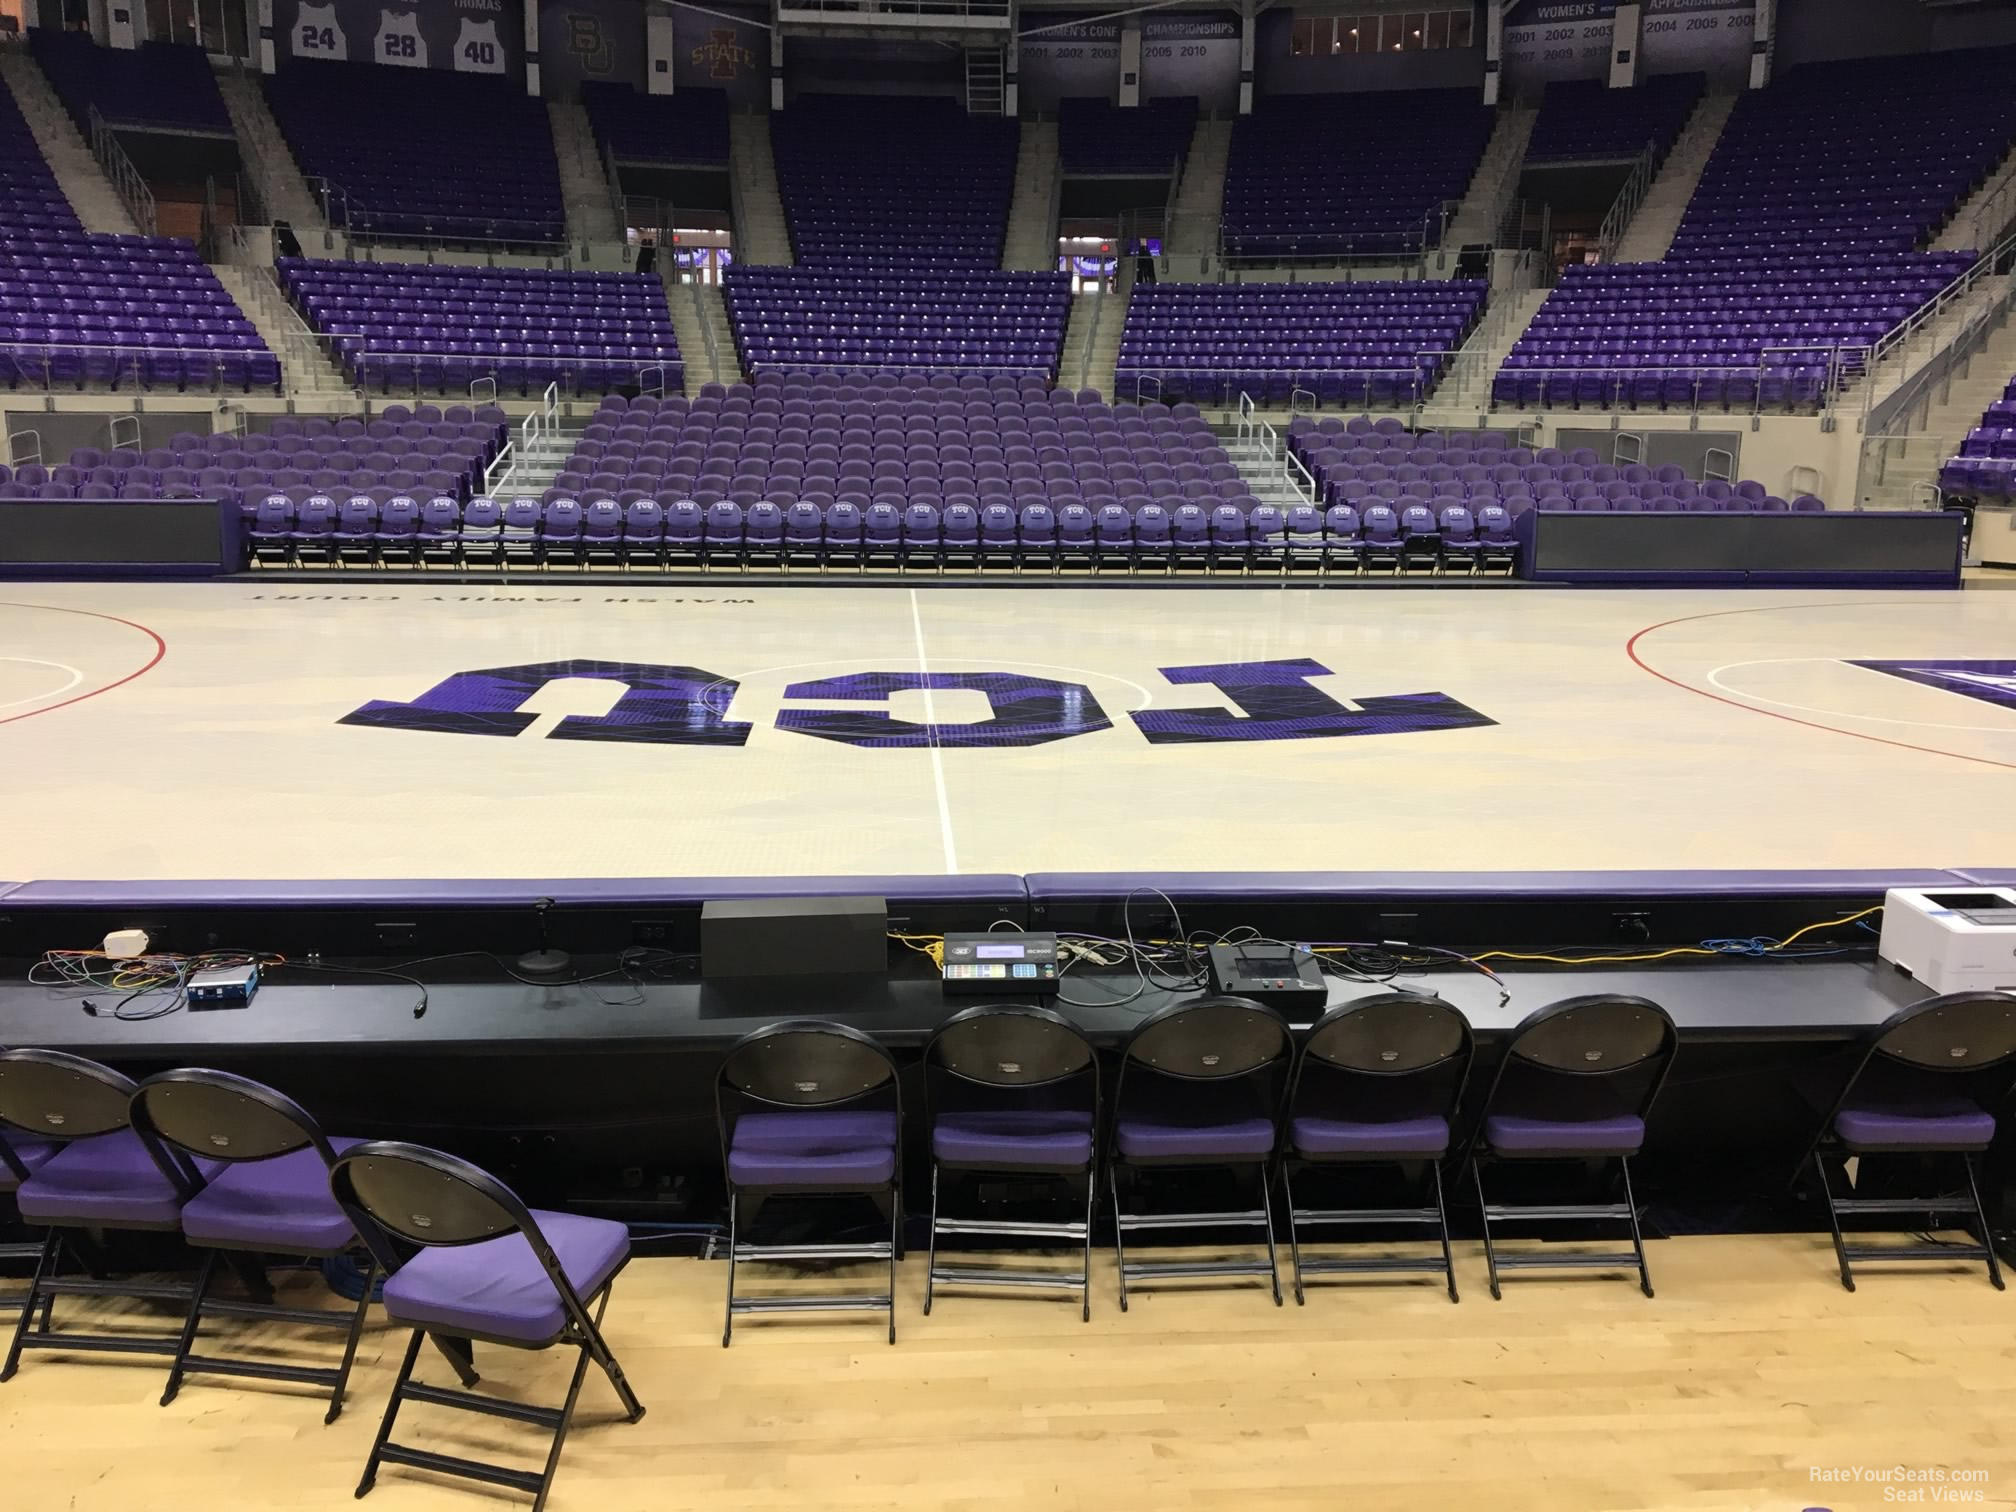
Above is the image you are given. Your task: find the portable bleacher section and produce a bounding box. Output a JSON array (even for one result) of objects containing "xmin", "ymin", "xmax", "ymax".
[
  {"xmin": 581, "ymin": 82, "xmax": 730, "ymax": 167},
  {"xmin": 1114, "ymin": 281, "xmax": 1487, "ymax": 406},
  {"xmin": 30, "ymin": 32, "xmax": 232, "ymax": 135},
  {"xmin": 277, "ymin": 260, "xmax": 681, "ymax": 396},
  {"xmin": 723, "ymin": 268, "xmax": 1069, "ymax": 377},
  {"xmin": 1058, "ymin": 96, "xmax": 1196, "ymax": 176},
  {"xmin": 1221, "ymin": 90, "xmax": 1494, "ymax": 257},
  {"xmin": 770, "ymin": 95, "xmax": 1019, "ymax": 268},
  {"xmin": 262, "ymin": 59, "xmax": 564, "ymax": 243}
]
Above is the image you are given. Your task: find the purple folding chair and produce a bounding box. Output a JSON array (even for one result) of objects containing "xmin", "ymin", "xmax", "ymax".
[
  {"xmin": 0, "ymin": 1049, "xmax": 223, "ymax": 1382},
  {"xmin": 1463, "ymin": 994, "xmax": 1676, "ymax": 1300},
  {"xmin": 129, "ymin": 1070, "xmax": 376, "ymax": 1419},
  {"xmin": 331, "ymin": 1143, "xmax": 644, "ymax": 1511},
  {"xmin": 1796, "ymin": 991, "xmax": 2016, "ymax": 1293},
  {"xmin": 923, "ymin": 1005, "xmax": 1098, "ymax": 1320},
  {"xmin": 716, "ymin": 1021, "xmax": 902, "ymax": 1346},
  {"xmin": 1109, "ymin": 996, "xmax": 1290, "ymax": 1310},
  {"xmin": 1281, "ymin": 994, "xmax": 1472, "ymax": 1305}
]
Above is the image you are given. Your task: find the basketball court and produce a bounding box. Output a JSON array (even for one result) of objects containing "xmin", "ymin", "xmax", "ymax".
[{"xmin": 2, "ymin": 583, "xmax": 2013, "ymax": 881}]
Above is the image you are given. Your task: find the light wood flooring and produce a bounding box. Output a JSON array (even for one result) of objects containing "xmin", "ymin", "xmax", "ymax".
[{"xmin": 3, "ymin": 1234, "xmax": 2014, "ymax": 1511}]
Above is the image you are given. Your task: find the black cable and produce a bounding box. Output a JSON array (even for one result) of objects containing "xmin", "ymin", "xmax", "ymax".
[{"xmin": 272, "ymin": 961, "xmax": 433, "ymax": 1019}]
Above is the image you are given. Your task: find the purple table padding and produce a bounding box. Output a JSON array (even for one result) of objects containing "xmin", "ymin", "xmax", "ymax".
[
  {"xmin": 0, "ymin": 875, "xmax": 1025, "ymax": 909},
  {"xmin": 1950, "ymin": 870, "xmax": 2016, "ymax": 885},
  {"xmin": 1023, "ymin": 870, "xmax": 1965, "ymax": 902}
]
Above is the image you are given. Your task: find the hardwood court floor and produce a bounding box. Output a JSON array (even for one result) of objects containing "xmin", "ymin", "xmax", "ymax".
[
  {"xmin": 3, "ymin": 1235, "xmax": 2013, "ymax": 1512},
  {"xmin": 4, "ymin": 583, "xmax": 2016, "ymax": 879}
]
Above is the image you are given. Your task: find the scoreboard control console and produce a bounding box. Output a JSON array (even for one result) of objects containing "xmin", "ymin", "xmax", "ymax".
[{"xmin": 940, "ymin": 932, "xmax": 1061, "ymax": 995}]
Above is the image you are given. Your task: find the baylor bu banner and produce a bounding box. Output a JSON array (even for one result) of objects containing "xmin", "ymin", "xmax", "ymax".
[
  {"xmin": 278, "ymin": 0, "xmax": 523, "ymax": 73},
  {"xmin": 341, "ymin": 657, "xmax": 1497, "ymax": 748}
]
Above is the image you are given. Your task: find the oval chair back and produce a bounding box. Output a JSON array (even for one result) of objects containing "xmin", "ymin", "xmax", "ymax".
[
  {"xmin": 132, "ymin": 1068, "xmax": 336, "ymax": 1167},
  {"xmin": 717, "ymin": 1019, "xmax": 899, "ymax": 1119},
  {"xmin": 0, "ymin": 1048, "xmax": 150, "ymax": 1145},
  {"xmin": 330, "ymin": 1140, "xmax": 534, "ymax": 1254}
]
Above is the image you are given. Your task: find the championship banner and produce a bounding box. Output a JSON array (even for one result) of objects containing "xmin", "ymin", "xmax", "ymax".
[{"xmin": 1140, "ymin": 9, "xmax": 1238, "ymax": 111}]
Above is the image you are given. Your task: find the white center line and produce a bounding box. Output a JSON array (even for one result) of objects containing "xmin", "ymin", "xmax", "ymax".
[{"xmin": 909, "ymin": 588, "xmax": 960, "ymax": 875}]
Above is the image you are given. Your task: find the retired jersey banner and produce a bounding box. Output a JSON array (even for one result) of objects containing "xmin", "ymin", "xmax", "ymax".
[{"xmin": 278, "ymin": 0, "xmax": 523, "ymax": 73}]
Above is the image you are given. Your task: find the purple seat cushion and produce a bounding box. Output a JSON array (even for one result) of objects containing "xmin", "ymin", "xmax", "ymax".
[
  {"xmin": 17, "ymin": 1130, "xmax": 226, "ymax": 1226},
  {"xmin": 1484, "ymin": 1112, "xmax": 1645, "ymax": 1156},
  {"xmin": 1292, "ymin": 1112, "xmax": 1449, "ymax": 1158},
  {"xmin": 1115, "ymin": 1115, "xmax": 1275, "ymax": 1161},
  {"xmin": 728, "ymin": 1110, "xmax": 899, "ymax": 1188},
  {"xmin": 933, "ymin": 1109, "xmax": 1093, "ymax": 1168},
  {"xmin": 179, "ymin": 1138, "xmax": 367, "ymax": 1252},
  {"xmin": 1835, "ymin": 1097, "xmax": 1995, "ymax": 1150},
  {"xmin": 380, "ymin": 1210, "xmax": 630, "ymax": 1344},
  {"xmin": 0, "ymin": 1133, "xmax": 62, "ymax": 1193}
]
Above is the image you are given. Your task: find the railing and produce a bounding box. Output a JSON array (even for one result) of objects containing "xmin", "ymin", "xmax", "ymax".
[
  {"xmin": 778, "ymin": 0, "xmax": 1010, "ymax": 18},
  {"xmin": 1233, "ymin": 392, "xmax": 1317, "ymax": 510},
  {"xmin": 85, "ymin": 103, "xmax": 156, "ymax": 236},
  {"xmin": 7, "ymin": 429, "xmax": 43, "ymax": 467},
  {"xmin": 1944, "ymin": 157, "xmax": 2016, "ymax": 257},
  {"xmin": 225, "ymin": 226, "xmax": 343, "ymax": 391},
  {"xmin": 1866, "ymin": 225, "xmax": 2016, "ymax": 384},
  {"xmin": 0, "ymin": 340, "xmax": 278, "ymax": 393},
  {"xmin": 1120, "ymin": 359, "xmax": 1460, "ymax": 410},
  {"xmin": 312, "ymin": 178, "xmax": 570, "ymax": 254},
  {"xmin": 1075, "ymin": 292, "xmax": 1104, "ymax": 392},
  {"xmin": 1866, "ymin": 271, "xmax": 2016, "ymax": 440},
  {"xmin": 107, "ymin": 414, "xmax": 142, "ymax": 453},
  {"xmin": 1854, "ymin": 433, "xmax": 1954, "ymax": 510},
  {"xmin": 687, "ymin": 281, "xmax": 723, "ymax": 384},
  {"xmin": 601, "ymin": 136, "xmax": 627, "ymax": 239},
  {"xmin": 726, "ymin": 144, "xmax": 755, "ymax": 264},
  {"xmin": 1595, "ymin": 141, "xmax": 1658, "ymax": 263},
  {"xmin": 347, "ymin": 351, "xmax": 675, "ymax": 397}
]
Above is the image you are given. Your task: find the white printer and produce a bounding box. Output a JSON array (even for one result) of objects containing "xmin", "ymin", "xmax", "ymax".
[{"xmin": 1878, "ymin": 887, "xmax": 2016, "ymax": 994}]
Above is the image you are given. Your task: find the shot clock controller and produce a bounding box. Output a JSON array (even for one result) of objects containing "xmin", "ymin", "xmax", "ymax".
[{"xmin": 940, "ymin": 933, "xmax": 1061, "ymax": 995}]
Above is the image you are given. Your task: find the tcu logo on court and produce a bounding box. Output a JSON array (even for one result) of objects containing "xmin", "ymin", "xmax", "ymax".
[{"xmin": 341, "ymin": 658, "xmax": 1495, "ymax": 749}]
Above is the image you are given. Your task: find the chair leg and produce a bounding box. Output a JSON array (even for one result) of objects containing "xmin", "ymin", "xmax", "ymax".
[
  {"xmin": 327, "ymin": 1259, "xmax": 379, "ymax": 1424},
  {"xmin": 356, "ymin": 1327, "xmax": 423, "ymax": 1499},
  {"xmin": 886, "ymin": 1181, "xmax": 899, "ymax": 1345},
  {"xmin": 1, "ymin": 1231, "xmax": 57, "ymax": 1382},
  {"xmin": 1110, "ymin": 1166, "xmax": 1130, "ymax": 1314},
  {"xmin": 1962, "ymin": 1154, "xmax": 2005, "ymax": 1292},
  {"xmin": 1812, "ymin": 1150, "xmax": 1856, "ymax": 1292},
  {"xmin": 722, "ymin": 1191, "xmax": 738, "ymax": 1349},
  {"xmin": 160, "ymin": 1249, "xmax": 220, "ymax": 1407},
  {"xmin": 1431, "ymin": 1162, "xmax": 1459, "ymax": 1304},
  {"xmin": 1257, "ymin": 1161, "xmax": 1283, "ymax": 1307},
  {"xmin": 582, "ymin": 1285, "xmax": 644, "ymax": 1422},
  {"xmin": 1470, "ymin": 1158, "xmax": 1503, "ymax": 1301},
  {"xmin": 430, "ymin": 1332, "xmax": 479, "ymax": 1387},
  {"xmin": 1618, "ymin": 1155, "xmax": 1653, "ymax": 1299},
  {"xmin": 1278, "ymin": 1161, "xmax": 1306, "ymax": 1306},
  {"xmin": 923, "ymin": 1163, "xmax": 940, "ymax": 1318},
  {"xmin": 1081, "ymin": 1167, "xmax": 1095, "ymax": 1324},
  {"xmin": 530, "ymin": 1340, "xmax": 597, "ymax": 1512}
]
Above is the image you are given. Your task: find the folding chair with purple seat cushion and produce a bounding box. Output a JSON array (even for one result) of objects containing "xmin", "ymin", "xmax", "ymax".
[
  {"xmin": 1795, "ymin": 991, "xmax": 2016, "ymax": 1294},
  {"xmin": 1109, "ymin": 996, "xmax": 1291, "ymax": 1310},
  {"xmin": 0, "ymin": 1048, "xmax": 223, "ymax": 1382},
  {"xmin": 922, "ymin": 1004, "xmax": 1099, "ymax": 1320},
  {"xmin": 716, "ymin": 1020, "xmax": 902, "ymax": 1345},
  {"xmin": 1462, "ymin": 994, "xmax": 1676, "ymax": 1301},
  {"xmin": 0, "ymin": 1124, "xmax": 62, "ymax": 1321},
  {"xmin": 330, "ymin": 1142, "xmax": 644, "ymax": 1512},
  {"xmin": 1280, "ymin": 994, "xmax": 1472, "ymax": 1306},
  {"xmin": 128, "ymin": 1069, "xmax": 377, "ymax": 1420}
]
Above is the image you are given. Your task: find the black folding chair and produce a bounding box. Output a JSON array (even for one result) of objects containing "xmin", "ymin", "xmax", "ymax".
[
  {"xmin": 0, "ymin": 1048, "xmax": 211, "ymax": 1381},
  {"xmin": 1795, "ymin": 990, "xmax": 2016, "ymax": 1291},
  {"xmin": 131, "ymin": 1068, "xmax": 378, "ymax": 1420},
  {"xmin": 716, "ymin": 1020, "xmax": 904, "ymax": 1346},
  {"xmin": 331, "ymin": 1142, "xmax": 645, "ymax": 1512},
  {"xmin": 1280, "ymin": 992, "xmax": 1474, "ymax": 1305},
  {"xmin": 1462, "ymin": 994, "xmax": 1676, "ymax": 1300},
  {"xmin": 923, "ymin": 1004, "xmax": 1100, "ymax": 1320},
  {"xmin": 1108, "ymin": 996, "xmax": 1291, "ymax": 1309}
]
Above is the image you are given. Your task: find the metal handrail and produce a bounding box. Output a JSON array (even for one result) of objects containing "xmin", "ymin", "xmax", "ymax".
[
  {"xmin": 7, "ymin": 429, "xmax": 42, "ymax": 467},
  {"xmin": 85, "ymin": 102, "xmax": 156, "ymax": 235},
  {"xmin": 601, "ymin": 136, "xmax": 627, "ymax": 239},
  {"xmin": 0, "ymin": 339, "xmax": 277, "ymax": 392},
  {"xmin": 347, "ymin": 351, "xmax": 672, "ymax": 397},
  {"xmin": 1595, "ymin": 141, "xmax": 1658, "ymax": 263},
  {"xmin": 1866, "ymin": 274, "xmax": 2016, "ymax": 441},
  {"xmin": 1868, "ymin": 224, "xmax": 2016, "ymax": 378},
  {"xmin": 1075, "ymin": 291, "xmax": 1103, "ymax": 392},
  {"xmin": 688, "ymin": 279, "xmax": 723, "ymax": 384},
  {"xmin": 312, "ymin": 177, "xmax": 572, "ymax": 255}
]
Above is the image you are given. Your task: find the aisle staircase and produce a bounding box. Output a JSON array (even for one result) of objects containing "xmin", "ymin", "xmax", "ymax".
[
  {"xmin": 1610, "ymin": 93, "xmax": 1736, "ymax": 263},
  {"xmin": 0, "ymin": 46, "xmax": 139, "ymax": 235},
  {"xmin": 728, "ymin": 113, "xmax": 793, "ymax": 265}
]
